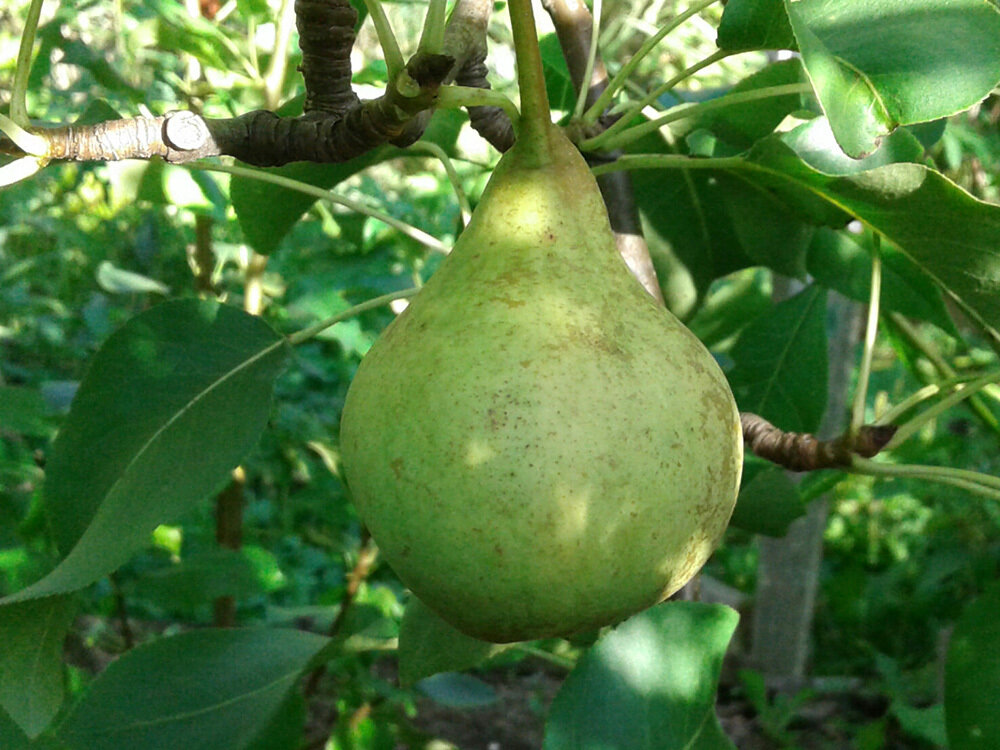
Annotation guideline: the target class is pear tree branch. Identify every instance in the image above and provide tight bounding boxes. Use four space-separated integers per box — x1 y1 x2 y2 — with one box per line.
1 0 455 168
741 413 898 472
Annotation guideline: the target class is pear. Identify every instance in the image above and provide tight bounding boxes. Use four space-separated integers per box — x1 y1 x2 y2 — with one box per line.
339 122 742 643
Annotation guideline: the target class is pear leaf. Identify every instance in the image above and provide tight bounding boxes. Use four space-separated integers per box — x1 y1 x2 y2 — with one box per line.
398 597 512 687
0 596 77 738
543 602 738 750
57 628 329 750
3 299 288 605
945 583 1000 749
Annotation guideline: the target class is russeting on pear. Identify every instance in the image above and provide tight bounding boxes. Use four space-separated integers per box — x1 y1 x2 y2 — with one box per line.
339 122 742 643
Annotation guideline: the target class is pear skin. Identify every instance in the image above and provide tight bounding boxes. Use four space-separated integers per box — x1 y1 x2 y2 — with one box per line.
340 123 742 642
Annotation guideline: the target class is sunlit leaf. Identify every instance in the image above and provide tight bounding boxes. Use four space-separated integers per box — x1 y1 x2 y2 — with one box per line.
543 602 738 750
95 261 170 296
781 117 925 176
784 0 1000 157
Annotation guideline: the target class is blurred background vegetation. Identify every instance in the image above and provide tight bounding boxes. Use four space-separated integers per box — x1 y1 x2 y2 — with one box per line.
2 0 999 747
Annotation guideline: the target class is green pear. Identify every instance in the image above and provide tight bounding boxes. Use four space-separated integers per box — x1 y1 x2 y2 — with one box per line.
340 122 742 643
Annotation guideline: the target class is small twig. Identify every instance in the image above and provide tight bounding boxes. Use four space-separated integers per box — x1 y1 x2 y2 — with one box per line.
742 413 897 471
303 530 378 697
190 214 216 294
109 572 135 650
213 469 247 627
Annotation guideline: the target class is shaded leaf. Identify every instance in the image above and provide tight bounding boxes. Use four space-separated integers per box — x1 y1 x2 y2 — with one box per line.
717 0 795 52
58 628 329 750
719 173 813 278
727 285 828 433
685 59 810 151
398 597 511 687
688 711 736 750
686 270 771 350
743 139 1000 341
4 299 288 604
945 582 1000 749
806 228 957 334
540 33 576 113
0 706 30 750
631 133 752 296
892 701 947 748
543 602 739 750
730 464 803 537
0 596 77 738
0 386 52 438
417 673 498 708
243 689 307 750
130 549 266 611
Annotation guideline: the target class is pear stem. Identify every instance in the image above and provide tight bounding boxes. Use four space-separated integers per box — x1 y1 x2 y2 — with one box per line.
507 0 553 164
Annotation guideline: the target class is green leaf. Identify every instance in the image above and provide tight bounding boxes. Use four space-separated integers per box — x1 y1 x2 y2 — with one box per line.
398 597 511 687
130 549 266 611
730 464 804 537
232 109 465 255
3 299 289 605
686 59 810 151
417 673 498 708
0 705 30 750
151 0 243 73
718 173 813 278
243 689 307 750
57 628 329 750
743 139 1000 340
689 712 737 750
540 33 576 113
717 0 795 52
686 270 771 350
95 261 170 296
0 386 52 437
781 117 926 176
945 582 1000 749
727 285 828 433
543 602 739 750
783 0 1000 158
806 228 957 334
0 596 77 737
892 701 947 747
631 133 752 297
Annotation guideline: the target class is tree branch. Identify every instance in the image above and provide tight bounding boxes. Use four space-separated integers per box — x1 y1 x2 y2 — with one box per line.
741 412 897 472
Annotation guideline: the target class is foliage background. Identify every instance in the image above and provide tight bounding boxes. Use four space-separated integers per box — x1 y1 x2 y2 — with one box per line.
2 0 1000 747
